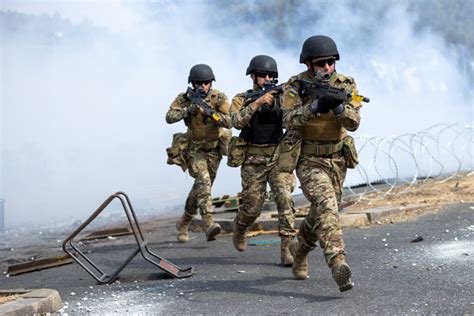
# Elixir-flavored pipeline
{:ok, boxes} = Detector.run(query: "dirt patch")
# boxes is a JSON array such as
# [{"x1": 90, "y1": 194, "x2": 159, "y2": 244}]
[
  {"x1": 348, "y1": 173, "x2": 473, "y2": 210},
  {"x1": 343, "y1": 172, "x2": 474, "y2": 224},
  {"x1": 0, "y1": 293, "x2": 22, "y2": 305},
  {"x1": 293, "y1": 172, "x2": 474, "y2": 226}
]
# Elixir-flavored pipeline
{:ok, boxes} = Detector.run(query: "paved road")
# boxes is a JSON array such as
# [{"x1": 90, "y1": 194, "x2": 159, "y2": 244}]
[{"x1": 1, "y1": 203, "x2": 473, "y2": 314}]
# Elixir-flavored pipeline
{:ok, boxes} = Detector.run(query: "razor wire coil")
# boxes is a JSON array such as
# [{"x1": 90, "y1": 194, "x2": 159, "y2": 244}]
[{"x1": 346, "y1": 123, "x2": 474, "y2": 198}]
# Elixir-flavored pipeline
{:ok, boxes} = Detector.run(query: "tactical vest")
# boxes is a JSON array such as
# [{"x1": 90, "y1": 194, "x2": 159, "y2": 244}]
[
  {"x1": 301, "y1": 113, "x2": 347, "y2": 141},
  {"x1": 297, "y1": 71, "x2": 354, "y2": 142},
  {"x1": 185, "y1": 89, "x2": 224, "y2": 141},
  {"x1": 239, "y1": 91, "x2": 283, "y2": 145}
]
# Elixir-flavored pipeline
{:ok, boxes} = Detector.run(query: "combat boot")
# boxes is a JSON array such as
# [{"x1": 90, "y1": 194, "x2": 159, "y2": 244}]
[
  {"x1": 232, "y1": 222, "x2": 248, "y2": 252},
  {"x1": 202, "y1": 214, "x2": 221, "y2": 241},
  {"x1": 331, "y1": 255, "x2": 353, "y2": 292},
  {"x1": 176, "y1": 214, "x2": 193, "y2": 243},
  {"x1": 280, "y1": 236, "x2": 294, "y2": 267},
  {"x1": 289, "y1": 240, "x2": 310, "y2": 280}
]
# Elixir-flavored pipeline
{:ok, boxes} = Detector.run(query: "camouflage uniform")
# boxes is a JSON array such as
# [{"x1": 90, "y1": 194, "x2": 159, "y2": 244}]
[
  {"x1": 166, "y1": 88, "x2": 231, "y2": 240},
  {"x1": 282, "y1": 70, "x2": 361, "y2": 266},
  {"x1": 231, "y1": 86, "x2": 296, "y2": 267},
  {"x1": 231, "y1": 87, "x2": 297, "y2": 265}
]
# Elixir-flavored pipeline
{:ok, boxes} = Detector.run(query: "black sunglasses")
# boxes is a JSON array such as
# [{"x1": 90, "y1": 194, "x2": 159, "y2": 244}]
[
  {"x1": 313, "y1": 59, "x2": 335, "y2": 67},
  {"x1": 255, "y1": 72, "x2": 276, "y2": 79},
  {"x1": 194, "y1": 80, "x2": 212, "y2": 85}
]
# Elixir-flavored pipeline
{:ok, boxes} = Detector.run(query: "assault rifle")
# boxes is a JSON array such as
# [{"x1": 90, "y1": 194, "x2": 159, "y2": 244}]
[
  {"x1": 300, "y1": 73, "x2": 370, "y2": 104},
  {"x1": 185, "y1": 87, "x2": 220, "y2": 123},
  {"x1": 244, "y1": 80, "x2": 284, "y2": 112}
]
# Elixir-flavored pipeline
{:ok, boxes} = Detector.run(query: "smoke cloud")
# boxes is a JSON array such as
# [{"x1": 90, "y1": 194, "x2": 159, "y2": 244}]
[{"x1": 0, "y1": 0, "x2": 472, "y2": 227}]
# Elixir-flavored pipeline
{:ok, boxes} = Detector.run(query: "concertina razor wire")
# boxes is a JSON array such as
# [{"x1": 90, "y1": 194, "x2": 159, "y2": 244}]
[{"x1": 345, "y1": 123, "x2": 474, "y2": 197}]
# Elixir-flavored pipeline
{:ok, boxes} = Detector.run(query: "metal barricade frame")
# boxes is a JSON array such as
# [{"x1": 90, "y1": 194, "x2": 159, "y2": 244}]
[{"x1": 62, "y1": 191, "x2": 194, "y2": 284}]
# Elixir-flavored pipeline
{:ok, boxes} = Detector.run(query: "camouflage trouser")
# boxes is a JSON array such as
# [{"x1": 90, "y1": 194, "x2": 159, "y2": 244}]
[
  {"x1": 296, "y1": 155, "x2": 347, "y2": 266},
  {"x1": 184, "y1": 147, "x2": 221, "y2": 217},
  {"x1": 235, "y1": 154, "x2": 297, "y2": 236}
]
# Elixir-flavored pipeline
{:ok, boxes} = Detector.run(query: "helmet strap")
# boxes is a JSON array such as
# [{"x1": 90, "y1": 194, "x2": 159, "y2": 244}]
[{"x1": 251, "y1": 74, "x2": 264, "y2": 90}]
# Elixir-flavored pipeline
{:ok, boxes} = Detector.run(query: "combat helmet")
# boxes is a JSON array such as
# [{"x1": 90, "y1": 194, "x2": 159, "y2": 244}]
[
  {"x1": 299, "y1": 35, "x2": 340, "y2": 63},
  {"x1": 188, "y1": 64, "x2": 216, "y2": 83},
  {"x1": 246, "y1": 55, "x2": 278, "y2": 78}
]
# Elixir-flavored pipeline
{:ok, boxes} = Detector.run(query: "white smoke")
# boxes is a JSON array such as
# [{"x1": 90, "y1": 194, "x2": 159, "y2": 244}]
[{"x1": 0, "y1": 0, "x2": 472, "y2": 226}]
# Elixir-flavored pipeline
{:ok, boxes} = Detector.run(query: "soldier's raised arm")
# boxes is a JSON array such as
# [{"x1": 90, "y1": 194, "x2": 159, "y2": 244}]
[
  {"x1": 230, "y1": 93, "x2": 254, "y2": 129},
  {"x1": 165, "y1": 93, "x2": 189, "y2": 124},
  {"x1": 281, "y1": 79, "x2": 318, "y2": 130}
]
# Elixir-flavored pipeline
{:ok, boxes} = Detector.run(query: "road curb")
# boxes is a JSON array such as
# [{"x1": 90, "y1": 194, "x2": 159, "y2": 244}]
[
  {"x1": 0, "y1": 289, "x2": 62, "y2": 316},
  {"x1": 191, "y1": 203, "x2": 431, "y2": 232},
  {"x1": 349, "y1": 203, "x2": 430, "y2": 223},
  {"x1": 193, "y1": 214, "x2": 368, "y2": 232}
]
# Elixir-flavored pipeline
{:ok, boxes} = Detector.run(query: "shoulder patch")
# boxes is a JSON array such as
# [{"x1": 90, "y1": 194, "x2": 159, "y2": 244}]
[{"x1": 287, "y1": 88, "x2": 298, "y2": 98}]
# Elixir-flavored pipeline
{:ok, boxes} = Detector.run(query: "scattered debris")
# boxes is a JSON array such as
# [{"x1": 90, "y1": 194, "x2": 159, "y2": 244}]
[
  {"x1": 81, "y1": 227, "x2": 132, "y2": 241},
  {"x1": 212, "y1": 194, "x2": 242, "y2": 212},
  {"x1": 248, "y1": 239, "x2": 280, "y2": 246},
  {"x1": 247, "y1": 230, "x2": 278, "y2": 238},
  {"x1": 6, "y1": 254, "x2": 73, "y2": 276},
  {"x1": 344, "y1": 173, "x2": 474, "y2": 225},
  {"x1": 411, "y1": 236, "x2": 424, "y2": 243},
  {"x1": 0, "y1": 293, "x2": 23, "y2": 305}
]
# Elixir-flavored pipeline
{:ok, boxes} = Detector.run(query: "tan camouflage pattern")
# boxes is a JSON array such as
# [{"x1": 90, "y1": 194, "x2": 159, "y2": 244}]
[
  {"x1": 166, "y1": 88, "x2": 231, "y2": 217},
  {"x1": 230, "y1": 91, "x2": 255, "y2": 129},
  {"x1": 166, "y1": 88, "x2": 232, "y2": 136},
  {"x1": 231, "y1": 92, "x2": 297, "y2": 237},
  {"x1": 282, "y1": 71, "x2": 360, "y2": 133},
  {"x1": 296, "y1": 156, "x2": 347, "y2": 264},
  {"x1": 184, "y1": 147, "x2": 221, "y2": 216},
  {"x1": 235, "y1": 154, "x2": 297, "y2": 236},
  {"x1": 281, "y1": 70, "x2": 361, "y2": 266}
]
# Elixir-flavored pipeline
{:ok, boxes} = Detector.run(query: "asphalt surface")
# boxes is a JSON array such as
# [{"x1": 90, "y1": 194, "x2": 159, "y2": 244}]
[{"x1": 1, "y1": 203, "x2": 473, "y2": 315}]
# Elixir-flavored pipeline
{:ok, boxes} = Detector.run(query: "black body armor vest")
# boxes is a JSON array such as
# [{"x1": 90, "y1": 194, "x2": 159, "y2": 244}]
[{"x1": 239, "y1": 93, "x2": 283, "y2": 144}]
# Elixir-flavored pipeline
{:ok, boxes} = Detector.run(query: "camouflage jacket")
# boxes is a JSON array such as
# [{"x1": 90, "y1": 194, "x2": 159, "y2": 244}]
[
  {"x1": 230, "y1": 91, "x2": 255, "y2": 130},
  {"x1": 282, "y1": 71, "x2": 361, "y2": 141},
  {"x1": 166, "y1": 88, "x2": 232, "y2": 141}
]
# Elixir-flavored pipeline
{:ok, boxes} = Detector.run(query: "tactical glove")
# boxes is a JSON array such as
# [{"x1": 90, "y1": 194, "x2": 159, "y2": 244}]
[
  {"x1": 319, "y1": 96, "x2": 342, "y2": 110},
  {"x1": 308, "y1": 96, "x2": 342, "y2": 114}
]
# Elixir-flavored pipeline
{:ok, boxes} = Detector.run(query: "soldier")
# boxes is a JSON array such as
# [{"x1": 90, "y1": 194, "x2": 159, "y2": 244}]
[
  {"x1": 166, "y1": 64, "x2": 232, "y2": 243},
  {"x1": 282, "y1": 35, "x2": 363, "y2": 291},
  {"x1": 230, "y1": 55, "x2": 297, "y2": 266}
]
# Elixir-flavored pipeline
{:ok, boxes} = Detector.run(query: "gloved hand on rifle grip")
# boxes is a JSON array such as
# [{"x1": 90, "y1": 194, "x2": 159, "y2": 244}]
[{"x1": 308, "y1": 96, "x2": 342, "y2": 114}]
